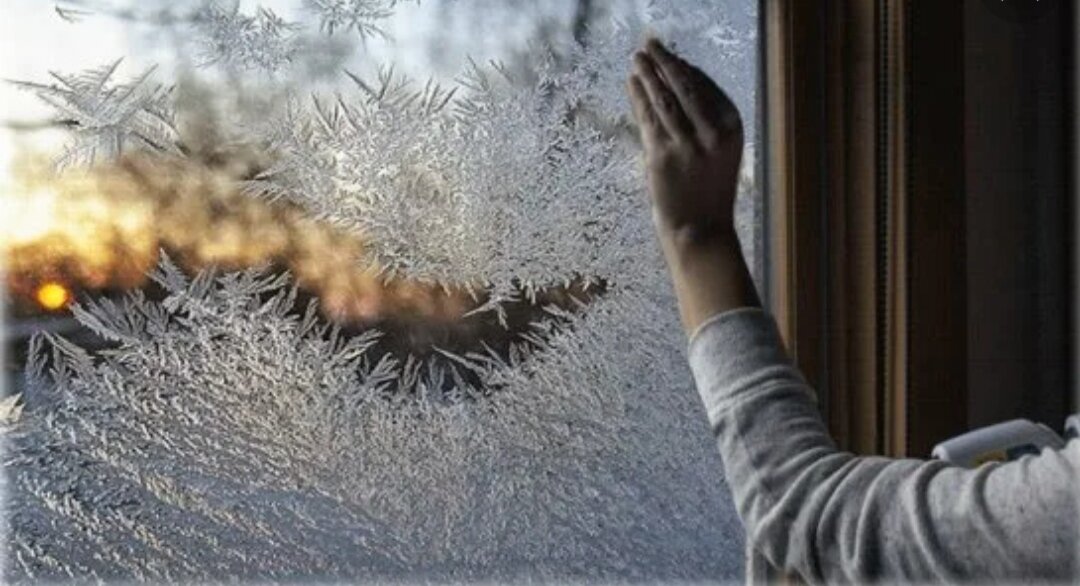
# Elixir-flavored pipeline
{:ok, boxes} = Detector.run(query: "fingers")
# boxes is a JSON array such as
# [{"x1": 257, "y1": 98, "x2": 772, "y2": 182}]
[
  {"x1": 643, "y1": 39, "x2": 713, "y2": 129},
  {"x1": 627, "y1": 74, "x2": 668, "y2": 145},
  {"x1": 643, "y1": 39, "x2": 743, "y2": 143},
  {"x1": 632, "y1": 51, "x2": 695, "y2": 140}
]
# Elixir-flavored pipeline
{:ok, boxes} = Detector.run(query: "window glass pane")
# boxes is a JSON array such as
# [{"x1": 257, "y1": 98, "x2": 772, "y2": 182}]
[{"x1": 1, "y1": 0, "x2": 759, "y2": 581}]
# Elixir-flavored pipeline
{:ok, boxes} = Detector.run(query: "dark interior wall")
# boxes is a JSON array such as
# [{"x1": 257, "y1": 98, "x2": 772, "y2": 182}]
[
  {"x1": 963, "y1": 0, "x2": 1072, "y2": 429},
  {"x1": 908, "y1": 1, "x2": 970, "y2": 457},
  {"x1": 1075, "y1": 1, "x2": 1080, "y2": 418}
]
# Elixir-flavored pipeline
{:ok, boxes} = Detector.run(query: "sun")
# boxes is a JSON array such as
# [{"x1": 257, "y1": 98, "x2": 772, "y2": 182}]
[{"x1": 35, "y1": 281, "x2": 71, "y2": 311}]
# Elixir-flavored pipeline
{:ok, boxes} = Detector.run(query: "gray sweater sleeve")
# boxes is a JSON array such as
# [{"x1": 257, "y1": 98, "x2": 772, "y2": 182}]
[{"x1": 687, "y1": 307, "x2": 1079, "y2": 584}]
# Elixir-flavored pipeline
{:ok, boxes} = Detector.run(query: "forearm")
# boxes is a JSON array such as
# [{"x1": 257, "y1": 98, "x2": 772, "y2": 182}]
[{"x1": 657, "y1": 225, "x2": 761, "y2": 337}]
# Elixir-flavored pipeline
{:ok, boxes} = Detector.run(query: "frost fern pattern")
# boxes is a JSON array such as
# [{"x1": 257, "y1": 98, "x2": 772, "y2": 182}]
[
  {"x1": 4, "y1": 0, "x2": 757, "y2": 581},
  {"x1": 7, "y1": 254, "x2": 741, "y2": 580},
  {"x1": 13, "y1": 59, "x2": 178, "y2": 169}
]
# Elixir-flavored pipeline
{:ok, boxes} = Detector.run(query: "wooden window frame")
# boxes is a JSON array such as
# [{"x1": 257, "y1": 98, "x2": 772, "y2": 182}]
[
  {"x1": 754, "y1": 2, "x2": 1074, "y2": 582},
  {"x1": 756, "y1": 1, "x2": 970, "y2": 582},
  {"x1": 761, "y1": 0, "x2": 968, "y2": 460}
]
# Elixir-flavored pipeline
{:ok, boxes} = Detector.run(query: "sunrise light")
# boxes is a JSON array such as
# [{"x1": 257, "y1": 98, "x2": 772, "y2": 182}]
[{"x1": 34, "y1": 281, "x2": 70, "y2": 310}]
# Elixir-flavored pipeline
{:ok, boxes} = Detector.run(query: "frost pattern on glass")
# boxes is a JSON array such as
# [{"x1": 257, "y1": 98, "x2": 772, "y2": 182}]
[
  {"x1": 194, "y1": 4, "x2": 302, "y2": 72},
  {"x1": 12, "y1": 59, "x2": 178, "y2": 169},
  {"x1": 250, "y1": 60, "x2": 643, "y2": 301},
  {"x1": 5, "y1": 0, "x2": 758, "y2": 582},
  {"x1": 305, "y1": 0, "x2": 402, "y2": 37},
  {"x1": 6, "y1": 254, "x2": 741, "y2": 581}
]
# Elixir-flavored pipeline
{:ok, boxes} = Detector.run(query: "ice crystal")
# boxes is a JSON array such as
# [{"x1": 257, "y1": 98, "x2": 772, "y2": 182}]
[
  {"x1": 55, "y1": 4, "x2": 92, "y2": 23},
  {"x1": 304, "y1": 0, "x2": 403, "y2": 37},
  {"x1": 12, "y1": 60, "x2": 178, "y2": 169},
  {"x1": 193, "y1": 3, "x2": 302, "y2": 72}
]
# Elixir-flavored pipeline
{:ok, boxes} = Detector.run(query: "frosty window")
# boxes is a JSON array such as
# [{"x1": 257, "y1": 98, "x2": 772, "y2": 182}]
[{"x1": 0, "y1": 0, "x2": 760, "y2": 582}]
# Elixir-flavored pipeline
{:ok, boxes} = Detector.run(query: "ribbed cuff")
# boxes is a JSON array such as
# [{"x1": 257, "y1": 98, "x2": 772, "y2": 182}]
[
  {"x1": 686, "y1": 307, "x2": 794, "y2": 407},
  {"x1": 686, "y1": 306, "x2": 774, "y2": 353}
]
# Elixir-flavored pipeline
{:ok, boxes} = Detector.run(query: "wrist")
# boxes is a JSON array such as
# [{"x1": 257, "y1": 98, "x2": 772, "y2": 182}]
[
  {"x1": 655, "y1": 218, "x2": 740, "y2": 258},
  {"x1": 657, "y1": 227, "x2": 760, "y2": 334}
]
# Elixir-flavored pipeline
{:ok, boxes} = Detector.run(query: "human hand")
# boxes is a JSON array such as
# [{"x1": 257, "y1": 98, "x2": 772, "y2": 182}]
[
  {"x1": 627, "y1": 39, "x2": 744, "y2": 249},
  {"x1": 626, "y1": 39, "x2": 759, "y2": 332}
]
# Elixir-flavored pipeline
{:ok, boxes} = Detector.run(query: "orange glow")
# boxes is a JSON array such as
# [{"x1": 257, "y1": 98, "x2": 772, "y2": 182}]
[
  {"x1": 2, "y1": 153, "x2": 478, "y2": 323},
  {"x1": 35, "y1": 282, "x2": 71, "y2": 311}
]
